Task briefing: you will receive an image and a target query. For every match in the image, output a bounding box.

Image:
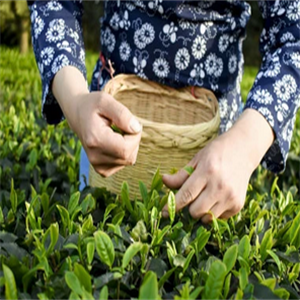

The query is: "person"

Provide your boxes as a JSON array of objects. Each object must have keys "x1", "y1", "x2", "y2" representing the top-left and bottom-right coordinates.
[{"x1": 28, "y1": 0, "x2": 300, "y2": 223}]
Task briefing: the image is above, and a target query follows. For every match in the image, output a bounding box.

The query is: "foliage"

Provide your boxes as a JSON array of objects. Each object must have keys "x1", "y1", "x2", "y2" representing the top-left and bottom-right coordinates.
[{"x1": 0, "y1": 47, "x2": 300, "y2": 299}]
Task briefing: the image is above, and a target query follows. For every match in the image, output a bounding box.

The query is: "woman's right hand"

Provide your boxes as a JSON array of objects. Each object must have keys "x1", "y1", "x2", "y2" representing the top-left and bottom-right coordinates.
[{"x1": 52, "y1": 66, "x2": 142, "y2": 177}]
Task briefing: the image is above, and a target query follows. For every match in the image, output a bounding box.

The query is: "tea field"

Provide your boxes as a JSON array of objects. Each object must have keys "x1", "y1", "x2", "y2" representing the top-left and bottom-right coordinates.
[{"x1": 0, "y1": 47, "x2": 300, "y2": 299}]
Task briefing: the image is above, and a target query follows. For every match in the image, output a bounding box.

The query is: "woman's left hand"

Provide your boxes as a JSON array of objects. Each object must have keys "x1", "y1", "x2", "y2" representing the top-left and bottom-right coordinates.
[{"x1": 162, "y1": 109, "x2": 275, "y2": 223}]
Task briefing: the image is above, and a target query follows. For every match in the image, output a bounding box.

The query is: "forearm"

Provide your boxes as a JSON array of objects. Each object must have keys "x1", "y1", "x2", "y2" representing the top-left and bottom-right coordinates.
[
  {"x1": 225, "y1": 108, "x2": 275, "y2": 171},
  {"x1": 52, "y1": 66, "x2": 89, "y2": 127}
]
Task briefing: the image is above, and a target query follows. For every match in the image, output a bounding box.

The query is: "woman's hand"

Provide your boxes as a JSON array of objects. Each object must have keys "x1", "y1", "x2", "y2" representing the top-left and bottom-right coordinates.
[
  {"x1": 52, "y1": 66, "x2": 142, "y2": 177},
  {"x1": 162, "y1": 109, "x2": 275, "y2": 223}
]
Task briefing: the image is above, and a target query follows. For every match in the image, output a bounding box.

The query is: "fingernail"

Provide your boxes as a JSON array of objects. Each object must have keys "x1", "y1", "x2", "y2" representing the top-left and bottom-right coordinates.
[
  {"x1": 162, "y1": 210, "x2": 169, "y2": 218},
  {"x1": 130, "y1": 117, "x2": 141, "y2": 133}
]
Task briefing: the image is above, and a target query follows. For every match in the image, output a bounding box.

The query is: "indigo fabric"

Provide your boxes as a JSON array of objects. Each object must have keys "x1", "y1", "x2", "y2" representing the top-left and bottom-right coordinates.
[{"x1": 29, "y1": 0, "x2": 300, "y2": 173}]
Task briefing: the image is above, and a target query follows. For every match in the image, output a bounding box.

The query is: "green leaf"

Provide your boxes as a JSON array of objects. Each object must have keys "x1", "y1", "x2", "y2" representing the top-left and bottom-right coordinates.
[
  {"x1": 239, "y1": 267, "x2": 248, "y2": 290},
  {"x1": 122, "y1": 242, "x2": 144, "y2": 269},
  {"x1": 94, "y1": 230, "x2": 115, "y2": 268},
  {"x1": 260, "y1": 228, "x2": 273, "y2": 261},
  {"x1": 112, "y1": 211, "x2": 125, "y2": 225},
  {"x1": 155, "y1": 225, "x2": 171, "y2": 245},
  {"x1": 151, "y1": 168, "x2": 163, "y2": 192},
  {"x1": 266, "y1": 250, "x2": 283, "y2": 274},
  {"x1": 102, "y1": 203, "x2": 117, "y2": 229},
  {"x1": 190, "y1": 286, "x2": 203, "y2": 300},
  {"x1": 273, "y1": 288, "x2": 290, "y2": 300},
  {"x1": 238, "y1": 235, "x2": 250, "y2": 262},
  {"x1": 81, "y1": 194, "x2": 96, "y2": 215},
  {"x1": 3, "y1": 264, "x2": 18, "y2": 300},
  {"x1": 173, "y1": 254, "x2": 186, "y2": 268},
  {"x1": 183, "y1": 249, "x2": 195, "y2": 274},
  {"x1": 0, "y1": 206, "x2": 4, "y2": 224},
  {"x1": 158, "y1": 267, "x2": 176, "y2": 289},
  {"x1": 223, "y1": 244, "x2": 238, "y2": 274},
  {"x1": 131, "y1": 220, "x2": 147, "y2": 242},
  {"x1": 10, "y1": 179, "x2": 17, "y2": 213},
  {"x1": 68, "y1": 192, "x2": 80, "y2": 217},
  {"x1": 69, "y1": 292, "x2": 79, "y2": 300},
  {"x1": 183, "y1": 165, "x2": 194, "y2": 176},
  {"x1": 139, "y1": 181, "x2": 149, "y2": 206},
  {"x1": 202, "y1": 260, "x2": 227, "y2": 300},
  {"x1": 223, "y1": 273, "x2": 232, "y2": 299},
  {"x1": 56, "y1": 205, "x2": 70, "y2": 232},
  {"x1": 87, "y1": 242, "x2": 95, "y2": 266},
  {"x1": 283, "y1": 209, "x2": 300, "y2": 246},
  {"x1": 261, "y1": 278, "x2": 276, "y2": 291},
  {"x1": 167, "y1": 191, "x2": 176, "y2": 224},
  {"x1": 38, "y1": 293, "x2": 49, "y2": 300},
  {"x1": 139, "y1": 271, "x2": 159, "y2": 300},
  {"x1": 65, "y1": 271, "x2": 83, "y2": 296},
  {"x1": 74, "y1": 263, "x2": 92, "y2": 293},
  {"x1": 99, "y1": 286, "x2": 108, "y2": 300},
  {"x1": 46, "y1": 222, "x2": 59, "y2": 256},
  {"x1": 121, "y1": 182, "x2": 133, "y2": 213}
]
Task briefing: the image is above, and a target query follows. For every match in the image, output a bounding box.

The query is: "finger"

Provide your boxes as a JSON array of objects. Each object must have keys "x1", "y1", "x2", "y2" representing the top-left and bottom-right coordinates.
[
  {"x1": 162, "y1": 170, "x2": 206, "y2": 215},
  {"x1": 98, "y1": 93, "x2": 142, "y2": 134},
  {"x1": 93, "y1": 164, "x2": 125, "y2": 178},
  {"x1": 201, "y1": 202, "x2": 225, "y2": 224},
  {"x1": 162, "y1": 161, "x2": 196, "y2": 190},
  {"x1": 188, "y1": 186, "x2": 217, "y2": 219},
  {"x1": 98, "y1": 126, "x2": 142, "y2": 160}
]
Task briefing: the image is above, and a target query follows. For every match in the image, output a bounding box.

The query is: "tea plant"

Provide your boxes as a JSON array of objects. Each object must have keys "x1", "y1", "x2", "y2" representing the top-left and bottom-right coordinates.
[{"x1": 0, "y1": 47, "x2": 299, "y2": 299}]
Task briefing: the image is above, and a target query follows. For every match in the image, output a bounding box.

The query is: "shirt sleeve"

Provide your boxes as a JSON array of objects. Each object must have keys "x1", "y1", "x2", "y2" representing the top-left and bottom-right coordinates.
[
  {"x1": 244, "y1": 0, "x2": 300, "y2": 173},
  {"x1": 28, "y1": 0, "x2": 87, "y2": 124}
]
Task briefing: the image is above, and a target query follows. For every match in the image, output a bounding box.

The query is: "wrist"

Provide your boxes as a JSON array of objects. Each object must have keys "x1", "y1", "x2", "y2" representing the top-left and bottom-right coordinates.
[
  {"x1": 226, "y1": 108, "x2": 275, "y2": 171},
  {"x1": 52, "y1": 66, "x2": 89, "y2": 130}
]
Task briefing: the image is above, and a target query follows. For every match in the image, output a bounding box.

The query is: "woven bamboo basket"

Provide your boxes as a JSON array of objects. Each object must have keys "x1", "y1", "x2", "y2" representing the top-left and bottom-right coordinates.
[{"x1": 89, "y1": 74, "x2": 220, "y2": 198}]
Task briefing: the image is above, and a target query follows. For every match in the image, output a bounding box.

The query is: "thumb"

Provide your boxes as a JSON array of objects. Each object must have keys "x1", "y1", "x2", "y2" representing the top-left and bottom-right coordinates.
[
  {"x1": 163, "y1": 168, "x2": 191, "y2": 190},
  {"x1": 98, "y1": 92, "x2": 142, "y2": 134}
]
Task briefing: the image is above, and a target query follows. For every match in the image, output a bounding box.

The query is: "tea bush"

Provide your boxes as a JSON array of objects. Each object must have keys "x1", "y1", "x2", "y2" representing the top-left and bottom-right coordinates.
[{"x1": 0, "y1": 47, "x2": 299, "y2": 299}]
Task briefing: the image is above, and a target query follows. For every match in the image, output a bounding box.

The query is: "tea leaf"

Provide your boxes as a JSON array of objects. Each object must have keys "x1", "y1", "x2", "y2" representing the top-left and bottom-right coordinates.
[
  {"x1": 81, "y1": 194, "x2": 96, "y2": 215},
  {"x1": 99, "y1": 286, "x2": 108, "y2": 300},
  {"x1": 223, "y1": 273, "x2": 232, "y2": 299},
  {"x1": 239, "y1": 267, "x2": 248, "y2": 290},
  {"x1": 261, "y1": 278, "x2": 276, "y2": 291},
  {"x1": 68, "y1": 191, "x2": 80, "y2": 217},
  {"x1": 202, "y1": 260, "x2": 227, "y2": 299},
  {"x1": 69, "y1": 292, "x2": 79, "y2": 300},
  {"x1": 87, "y1": 242, "x2": 95, "y2": 266},
  {"x1": 46, "y1": 222, "x2": 59, "y2": 256},
  {"x1": 151, "y1": 168, "x2": 163, "y2": 192},
  {"x1": 260, "y1": 228, "x2": 273, "y2": 261},
  {"x1": 139, "y1": 271, "x2": 159, "y2": 300},
  {"x1": 122, "y1": 242, "x2": 144, "y2": 269},
  {"x1": 168, "y1": 191, "x2": 176, "y2": 224},
  {"x1": 121, "y1": 182, "x2": 133, "y2": 213},
  {"x1": 183, "y1": 249, "x2": 195, "y2": 274},
  {"x1": 65, "y1": 271, "x2": 83, "y2": 296},
  {"x1": 238, "y1": 236, "x2": 250, "y2": 262},
  {"x1": 223, "y1": 244, "x2": 238, "y2": 274},
  {"x1": 184, "y1": 165, "x2": 194, "y2": 176},
  {"x1": 131, "y1": 220, "x2": 147, "y2": 242},
  {"x1": 94, "y1": 230, "x2": 115, "y2": 268},
  {"x1": 158, "y1": 267, "x2": 176, "y2": 289},
  {"x1": 102, "y1": 203, "x2": 117, "y2": 229},
  {"x1": 273, "y1": 288, "x2": 290, "y2": 300},
  {"x1": 74, "y1": 263, "x2": 92, "y2": 293},
  {"x1": 3, "y1": 264, "x2": 18, "y2": 300},
  {"x1": 173, "y1": 254, "x2": 186, "y2": 268},
  {"x1": 139, "y1": 181, "x2": 149, "y2": 206},
  {"x1": 190, "y1": 286, "x2": 203, "y2": 300},
  {"x1": 266, "y1": 250, "x2": 283, "y2": 274}
]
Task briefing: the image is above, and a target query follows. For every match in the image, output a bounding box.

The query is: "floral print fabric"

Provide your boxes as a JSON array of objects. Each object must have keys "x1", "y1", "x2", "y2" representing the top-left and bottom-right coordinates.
[{"x1": 28, "y1": 0, "x2": 300, "y2": 173}]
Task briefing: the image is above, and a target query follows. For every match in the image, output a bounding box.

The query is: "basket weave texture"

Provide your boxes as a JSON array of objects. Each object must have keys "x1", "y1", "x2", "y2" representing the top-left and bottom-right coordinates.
[{"x1": 89, "y1": 74, "x2": 220, "y2": 197}]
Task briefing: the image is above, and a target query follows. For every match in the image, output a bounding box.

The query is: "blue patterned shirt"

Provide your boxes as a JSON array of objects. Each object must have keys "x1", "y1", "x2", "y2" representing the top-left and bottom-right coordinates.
[{"x1": 28, "y1": 0, "x2": 300, "y2": 173}]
